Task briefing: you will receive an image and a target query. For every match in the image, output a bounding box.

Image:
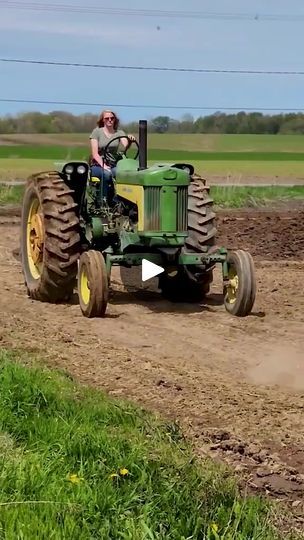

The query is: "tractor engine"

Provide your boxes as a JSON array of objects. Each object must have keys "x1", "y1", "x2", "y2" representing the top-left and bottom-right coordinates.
[{"x1": 111, "y1": 120, "x2": 195, "y2": 251}]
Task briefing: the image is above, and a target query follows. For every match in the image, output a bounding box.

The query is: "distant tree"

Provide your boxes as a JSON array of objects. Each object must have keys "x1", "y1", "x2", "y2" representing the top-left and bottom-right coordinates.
[
  {"x1": 151, "y1": 116, "x2": 170, "y2": 133},
  {"x1": 179, "y1": 113, "x2": 194, "y2": 133},
  {"x1": 279, "y1": 116, "x2": 304, "y2": 134},
  {"x1": 1, "y1": 110, "x2": 304, "y2": 135},
  {"x1": 167, "y1": 119, "x2": 180, "y2": 133},
  {"x1": 0, "y1": 115, "x2": 16, "y2": 133}
]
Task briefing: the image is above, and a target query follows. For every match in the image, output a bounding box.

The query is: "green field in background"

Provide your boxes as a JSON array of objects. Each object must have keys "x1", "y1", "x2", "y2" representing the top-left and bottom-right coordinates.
[
  {"x1": 2, "y1": 132, "x2": 304, "y2": 152},
  {"x1": 191, "y1": 160, "x2": 304, "y2": 178},
  {"x1": 2, "y1": 182, "x2": 303, "y2": 207},
  {"x1": 1, "y1": 158, "x2": 304, "y2": 180},
  {"x1": 2, "y1": 145, "x2": 304, "y2": 162},
  {"x1": 1, "y1": 131, "x2": 304, "y2": 179},
  {"x1": 0, "y1": 159, "x2": 56, "y2": 181}
]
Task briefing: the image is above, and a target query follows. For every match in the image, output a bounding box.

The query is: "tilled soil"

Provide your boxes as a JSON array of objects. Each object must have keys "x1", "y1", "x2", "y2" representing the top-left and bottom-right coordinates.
[
  {"x1": 0, "y1": 206, "x2": 304, "y2": 525},
  {"x1": 217, "y1": 207, "x2": 304, "y2": 260}
]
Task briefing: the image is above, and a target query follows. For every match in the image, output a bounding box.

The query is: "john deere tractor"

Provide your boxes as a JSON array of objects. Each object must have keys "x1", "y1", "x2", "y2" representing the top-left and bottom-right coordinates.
[{"x1": 20, "y1": 120, "x2": 256, "y2": 318}]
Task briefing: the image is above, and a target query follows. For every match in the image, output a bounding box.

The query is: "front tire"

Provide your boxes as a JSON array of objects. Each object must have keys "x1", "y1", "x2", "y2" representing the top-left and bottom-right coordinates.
[
  {"x1": 78, "y1": 250, "x2": 109, "y2": 317},
  {"x1": 223, "y1": 250, "x2": 256, "y2": 316}
]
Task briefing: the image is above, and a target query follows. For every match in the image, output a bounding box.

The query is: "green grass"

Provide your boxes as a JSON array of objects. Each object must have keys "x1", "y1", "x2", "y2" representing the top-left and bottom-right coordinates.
[
  {"x1": 2, "y1": 133, "x2": 304, "y2": 152},
  {"x1": 2, "y1": 140, "x2": 304, "y2": 180},
  {"x1": 0, "y1": 145, "x2": 89, "y2": 160},
  {"x1": 192, "y1": 160, "x2": 304, "y2": 178},
  {"x1": 0, "y1": 159, "x2": 56, "y2": 181},
  {"x1": 137, "y1": 133, "x2": 304, "y2": 153},
  {"x1": 0, "y1": 183, "x2": 303, "y2": 208},
  {"x1": 0, "y1": 349, "x2": 290, "y2": 539},
  {"x1": 210, "y1": 185, "x2": 304, "y2": 208},
  {"x1": 2, "y1": 145, "x2": 304, "y2": 162},
  {"x1": 0, "y1": 184, "x2": 25, "y2": 205},
  {"x1": 0, "y1": 157, "x2": 302, "y2": 181},
  {"x1": 149, "y1": 133, "x2": 304, "y2": 152}
]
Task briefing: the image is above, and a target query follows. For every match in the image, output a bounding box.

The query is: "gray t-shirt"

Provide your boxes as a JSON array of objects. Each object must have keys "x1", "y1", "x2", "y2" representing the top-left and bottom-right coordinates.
[{"x1": 90, "y1": 127, "x2": 126, "y2": 156}]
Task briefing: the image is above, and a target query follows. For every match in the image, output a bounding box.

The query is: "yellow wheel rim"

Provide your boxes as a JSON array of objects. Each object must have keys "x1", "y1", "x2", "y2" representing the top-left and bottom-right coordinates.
[
  {"x1": 226, "y1": 266, "x2": 239, "y2": 304},
  {"x1": 26, "y1": 198, "x2": 44, "y2": 279},
  {"x1": 80, "y1": 266, "x2": 90, "y2": 305}
]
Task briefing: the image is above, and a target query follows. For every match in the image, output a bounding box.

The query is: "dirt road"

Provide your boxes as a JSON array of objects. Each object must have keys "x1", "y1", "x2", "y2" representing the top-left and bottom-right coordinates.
[{"x1": 1, "y1": 206, "x2": 304, "y2": 513}]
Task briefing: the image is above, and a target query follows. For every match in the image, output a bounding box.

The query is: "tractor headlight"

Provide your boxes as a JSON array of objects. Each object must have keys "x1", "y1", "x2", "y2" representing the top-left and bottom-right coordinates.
[
  {"x1": 65, "y1": 165, "x2": 74, "y2": 174},
  {"x1": 77, "y1": 165, "x2": 86, "y2": 174}
]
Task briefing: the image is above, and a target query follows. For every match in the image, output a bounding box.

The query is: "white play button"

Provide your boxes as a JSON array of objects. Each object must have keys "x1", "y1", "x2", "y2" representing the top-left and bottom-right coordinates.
[{"x1": 142, "y1": 258, "x2": 164, "y2": 281}]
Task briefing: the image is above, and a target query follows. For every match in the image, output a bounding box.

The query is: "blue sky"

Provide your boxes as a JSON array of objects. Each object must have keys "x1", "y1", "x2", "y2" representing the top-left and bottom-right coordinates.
[{"x1": 1, "y1": 0, "x2": 304, "y2": 123}]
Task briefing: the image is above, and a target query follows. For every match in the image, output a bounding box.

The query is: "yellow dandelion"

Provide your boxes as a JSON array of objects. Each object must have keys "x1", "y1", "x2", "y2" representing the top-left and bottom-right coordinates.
[
  {"x1": 119, "y1": 468, "x2": 129, "y2": 476},
  {"x1": 67, "y1": 473, "x2": 83, "y2": 484},
  {"x1": 109, "y1": 473, "x2": 119, "y2": 479},
  {"x1": 211, "y1": 523, "x2": 218, "y2": 533}
]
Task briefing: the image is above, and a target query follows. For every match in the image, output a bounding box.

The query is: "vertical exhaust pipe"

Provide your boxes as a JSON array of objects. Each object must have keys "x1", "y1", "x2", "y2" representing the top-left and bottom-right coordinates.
[{"x1": 138, "y1": 119, "x2": 147, "y2": 170}]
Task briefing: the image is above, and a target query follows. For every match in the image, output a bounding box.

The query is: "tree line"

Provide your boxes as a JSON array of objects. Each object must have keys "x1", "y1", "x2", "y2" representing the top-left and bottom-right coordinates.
[{"x1": 1, "y1": 110, "x2": 304, "y2": 135}]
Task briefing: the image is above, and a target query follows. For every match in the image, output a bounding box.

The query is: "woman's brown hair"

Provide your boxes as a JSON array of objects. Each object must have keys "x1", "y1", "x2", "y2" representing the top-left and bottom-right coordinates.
[{"x1": 96, "y1": 110, "x2": 119, "y2": 130}]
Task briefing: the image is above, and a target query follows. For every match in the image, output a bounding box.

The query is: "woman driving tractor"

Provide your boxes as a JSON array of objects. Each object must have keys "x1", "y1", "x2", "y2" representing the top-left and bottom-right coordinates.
[{"x1": 89, "y1": 110, "x2": 135, "y2": 201}]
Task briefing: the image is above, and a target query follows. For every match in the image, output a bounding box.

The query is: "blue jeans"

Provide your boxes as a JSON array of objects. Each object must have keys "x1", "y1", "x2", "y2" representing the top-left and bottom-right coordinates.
[{"x1": 90, "y1": 165, "x2": 116, "y2": 201}]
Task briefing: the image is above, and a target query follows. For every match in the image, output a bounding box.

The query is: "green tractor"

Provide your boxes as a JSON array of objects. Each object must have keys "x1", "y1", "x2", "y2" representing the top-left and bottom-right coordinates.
[{"x1": 20, "y1": 120, "x2": 256, "y2": 318}]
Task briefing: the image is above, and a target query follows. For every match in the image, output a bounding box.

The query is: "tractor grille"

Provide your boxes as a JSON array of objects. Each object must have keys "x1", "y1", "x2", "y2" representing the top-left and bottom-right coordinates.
[
  {"x1": 176, "y1": 186, "x2": 188, "y2": 231},
  {"x1": 144, "y1": 185, "x2": 188, "y2": 231},
  {"x1": 144, "y1": 187, "x2": 161, "y2": 230}
]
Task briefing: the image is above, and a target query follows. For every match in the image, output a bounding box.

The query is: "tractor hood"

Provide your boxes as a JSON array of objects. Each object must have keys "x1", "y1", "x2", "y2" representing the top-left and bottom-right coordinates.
[{"x1": 116, "y1": 159, "x2": 192, "y2": 187}]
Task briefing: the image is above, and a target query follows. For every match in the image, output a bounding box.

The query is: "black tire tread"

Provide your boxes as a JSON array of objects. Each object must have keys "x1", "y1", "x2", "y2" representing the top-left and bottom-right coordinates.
[
  {"x1": 21, "y1": 170, "x2": 81, "y2": 302},
  {"x1": 224, "y1": 249, "x2": 256, "y2": 316},
  {"x1": 185, "y1": 178, "x2": 217, "y2": 254}
]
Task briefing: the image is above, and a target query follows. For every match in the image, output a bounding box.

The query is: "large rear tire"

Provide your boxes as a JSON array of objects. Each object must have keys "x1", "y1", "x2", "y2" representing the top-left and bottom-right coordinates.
[
  {"x1": 20, "y1": 171, "x2": 81, "y2": 302},
  {"x1": 159, "y1": 176, "x2": 217, "y2": 302}
]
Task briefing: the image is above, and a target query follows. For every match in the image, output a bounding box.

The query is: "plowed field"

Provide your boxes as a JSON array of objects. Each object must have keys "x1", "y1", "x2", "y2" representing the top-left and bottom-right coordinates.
[{"x1": 1, "y1": 205, "x2": 304, "y2": 518}]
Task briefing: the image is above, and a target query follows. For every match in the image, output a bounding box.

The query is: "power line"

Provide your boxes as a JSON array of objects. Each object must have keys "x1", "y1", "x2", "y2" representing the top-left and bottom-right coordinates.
[
  {"x1": 1, "y1": 58, "x2": 304, "y2": 76},
  {"x1": 1, "y1": 1, "x2": 304, "y2": 22},
  {"x1": 0, "y1": 98, "x2": 302, "y2": 112}
]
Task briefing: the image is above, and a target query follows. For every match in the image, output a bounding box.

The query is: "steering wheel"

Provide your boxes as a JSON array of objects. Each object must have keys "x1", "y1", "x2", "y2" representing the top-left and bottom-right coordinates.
[{"x1": 102, "y1": 135, "x2": 139, "y2": 167}]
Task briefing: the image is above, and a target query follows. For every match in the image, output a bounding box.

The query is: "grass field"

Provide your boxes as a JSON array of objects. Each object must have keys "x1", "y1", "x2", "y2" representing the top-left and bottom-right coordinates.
[
  {"x1": 0, "y1": 348, "x2": 289, "y2": 539},
  {"x1": 2, "y1": 133, "x2": 304, "y2": 152},
  {"x1": 210, "y1": 185, "x2": 304, "y2": 207},
  {"x1": 0, "y1": 184, "x2": 24, "y2": 205},
  {"x1": 1, "y1": 133, "x2": 304, "y2": 180},
  {"x1": 2, "y1": 145, "x2": 304, "y2": 162},
  {"x1": 0, "y1": 159, "x2": 56, "y2": 181},
  {"x1": 191, "y1": 160, "x2": 304, "y2": 180},
  {"x1": 1, "y1": 182, "x2": 303, "y2": 208},
  {"x1": 1, "y1": 158, "x2": 304, "y2": 182}
]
